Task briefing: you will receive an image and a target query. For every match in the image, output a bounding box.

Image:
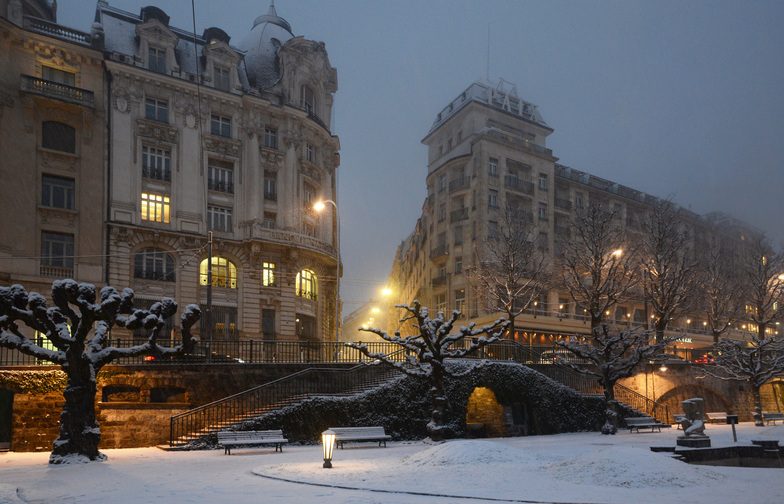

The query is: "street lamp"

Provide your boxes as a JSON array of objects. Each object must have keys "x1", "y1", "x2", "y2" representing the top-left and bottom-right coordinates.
[
  {"x1": 322, "y1": 429, "x2": 336, "y2": 468},
  {"x1": 314, "y1": 199, "x2": 340, "y2": 343}
]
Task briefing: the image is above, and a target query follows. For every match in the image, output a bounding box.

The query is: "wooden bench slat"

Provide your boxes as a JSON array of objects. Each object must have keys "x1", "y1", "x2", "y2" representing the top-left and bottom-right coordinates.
[
  {"x1": 328, "y1": 426, "x2": 391, "y2": 448},
  {"x1": 217, "y1": 430, "x2": 288, "y2": 454}
]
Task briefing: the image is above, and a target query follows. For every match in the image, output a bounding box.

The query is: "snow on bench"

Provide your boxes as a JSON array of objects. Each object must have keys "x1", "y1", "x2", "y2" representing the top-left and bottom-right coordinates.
[
  {"x1": 705, "y1": 412, "x2": 727, "y2": 423},
  {"x1": 217, "y1": 429, "x2": 288, "y2": 455},
  {"x1": 329, "y1": 426, "x2": 391, "y2": 448},
  {"x1": 762, "y1": 412, "x2": 784, "y2": 425},
  {"x1": 624, "y1": 416, "x2": 669, "y2": 433}
]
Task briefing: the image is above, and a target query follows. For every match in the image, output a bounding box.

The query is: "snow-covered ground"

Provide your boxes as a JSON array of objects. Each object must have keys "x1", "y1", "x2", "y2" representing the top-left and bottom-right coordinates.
[{"x1": 2, "y1": 423, "x2": 783, "y2": 504}]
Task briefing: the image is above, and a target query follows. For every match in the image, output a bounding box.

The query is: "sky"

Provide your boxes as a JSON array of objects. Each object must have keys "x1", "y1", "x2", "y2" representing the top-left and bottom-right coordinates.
[
  {"x1": 58, "y1": 0, "x2": 784, "y2": 315},
  {"x1": 3, "y1": 423, "x2": 784, "y2": 503}
]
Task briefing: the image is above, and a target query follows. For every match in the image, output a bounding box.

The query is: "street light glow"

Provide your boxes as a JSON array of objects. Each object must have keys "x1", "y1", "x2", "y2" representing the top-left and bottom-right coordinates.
[
  {"x1": 313, "y1": 201, "x2": 326, "y2": 211},
  {"x1": 382, "y1": 288, "x2": 392, "y2": 296}
]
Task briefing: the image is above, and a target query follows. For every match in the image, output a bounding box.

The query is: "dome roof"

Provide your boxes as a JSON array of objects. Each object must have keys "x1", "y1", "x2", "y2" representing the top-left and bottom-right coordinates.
[{"x1": 238, "y1": 2, "x2": 294, "y2": 90}]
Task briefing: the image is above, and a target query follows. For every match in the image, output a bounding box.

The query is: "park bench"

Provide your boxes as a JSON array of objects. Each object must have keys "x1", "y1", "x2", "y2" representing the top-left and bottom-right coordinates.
[
  {"x1": 706, "y1": 412, "x2": 727, "y2": 423},
  {"x1": 329, "y1": 426, "x2": 391, "y2": 448},
  {"x1": 624, "y1": 416, "x2": 669, "y2": 433},
  {"x1": 217, "y1": 429, "x2": 288, "y2": 455},
  {"x1": 762, "y1": 412, "x2": 784, "y2": 425}
]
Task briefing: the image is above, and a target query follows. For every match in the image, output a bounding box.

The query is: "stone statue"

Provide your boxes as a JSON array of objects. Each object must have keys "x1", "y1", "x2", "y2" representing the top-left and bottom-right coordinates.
[{"x1": 677, "y1": 397, "x2": 710, "y2": 447}]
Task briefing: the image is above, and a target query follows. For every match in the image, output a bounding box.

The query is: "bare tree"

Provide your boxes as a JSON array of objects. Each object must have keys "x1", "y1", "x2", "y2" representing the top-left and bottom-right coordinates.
[
  {"x1": 739, "y1": 236, "x2": 784, "y2": 340},
  {"x1": 640, "y1": 199, "x2": 700, "y2": 342},
  {"x1": 0, "y1": 280, "x2": 200, "y2": 463},
  {"x1": 698, "y1": 230, "x2": 744, "y2": 345},
  {"x1": 702, "y1": 336, "x2": 784, "y2": 426},
  {"x1": 556, "y1": 324, "x2": 672, "y2": 434},
  {"x1": 466, "y1": 207, "x2": 551, "y2": 340},
  {"x1": 346, "y1": 301, "x2": 509, "y2": 441},
  {"x1": 557, "y1": 200, "x2": 639, "y2": 335}
]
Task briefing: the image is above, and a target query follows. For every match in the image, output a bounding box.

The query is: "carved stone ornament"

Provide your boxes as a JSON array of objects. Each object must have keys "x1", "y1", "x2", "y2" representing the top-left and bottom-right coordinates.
[
  {"x1": 260, "y1": 147, "x2": 284, "y2": 165},
  {"x1": 299, "y1": 163, "x2": 324, "y2": 184},
  {"x1": 137, "y1": 119, "x2": 178, "y2": 143},
  {"x1": 204, "y1": 136, "x2": 240, "y2": 157},
  {"x1": 39, "y1": 208, "x2": 76, "y2": 227},
  {"x1": 41, "y1": 151, "x2": 77, "y2": 172},
  {"x1": 112, "y1": 226, "x2": 135, "y2": 246}
]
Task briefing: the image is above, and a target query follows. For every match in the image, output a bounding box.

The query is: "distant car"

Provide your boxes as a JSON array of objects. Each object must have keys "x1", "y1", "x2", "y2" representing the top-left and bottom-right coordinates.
[
  {"x1": 693, "y1": 355, "x2": 715, "y2": 364},
  {"x1": 538, "y1": 348, "x2": 576, "y2": 364}
]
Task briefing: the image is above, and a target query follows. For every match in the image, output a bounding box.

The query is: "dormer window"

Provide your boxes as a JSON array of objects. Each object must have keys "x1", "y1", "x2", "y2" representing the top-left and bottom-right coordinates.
[
  {"x1": 214, "y1": 66, "x2": 230, "y2": 92},
  {"x1": 148, "y1": 47, "x2": 166, "y2": 73},
  {"x1": 301, "y1": 85, "x2": 316, "y2": 115}
]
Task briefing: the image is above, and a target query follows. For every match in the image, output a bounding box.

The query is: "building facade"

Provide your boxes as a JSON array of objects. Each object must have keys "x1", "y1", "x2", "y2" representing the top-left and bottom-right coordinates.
[
  {"x1": 0, "y1": 1, "x2": 342, "y2": 344},
  {"x1": 386, "y1": 78, "x2": 765, "y2": 353}
]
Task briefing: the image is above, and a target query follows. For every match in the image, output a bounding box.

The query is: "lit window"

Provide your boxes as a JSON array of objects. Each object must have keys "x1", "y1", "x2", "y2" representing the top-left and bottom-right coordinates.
[
  {"x1": 436, "y1": 293, "x2": 447, "y2": 313},
  {"x1": 488, "y1": 158, "x2": 498, "y2": 177},
  {"x1": 141, "y1": 192, "x2": 170, "y2": 223},
  {"x1": 42, "y1": 66, "x2": 75, "y2": 86},
  {"x1": 455, "y1": 289, "x2": 466, "y2": 315},
  {"x1": 148, "y1": 47, "x2": 166, "y2": 73},
  {"x1": 199, "y1": 256, "x2": 237, "y2": 289},
  {"x1": 134, "y1": 248, "x2": 175, "y2": 281},
  {"x1": 42, "y1": 121, "x2": 75, "y2": 153},
  {"x1": 296, "y1": 269, "x2": 318, "y2": 300},
  {"x1": 214, "y1": 66, "x2": 230, "y2": 92},
  {"x1": 264, "y1": 127, "x2": 277, "y2": 149},
  {"x1": 262, "y1": 262, "x2": 276, "y2": 287},
  {"x1": 208, "y1": 160, "x2": 233, "y2": 193},
  {"x1": 142, "y1": 146, "x2": 171, "y2": 181},
  {"x1": 210, "y1": 114, "x2": 231, "y2": 138},
  {"x1": 207, "y1": 205, "x2": 232, "y2": 232},
  {"x1": 145, "y1": 98, "x2": 168, "y2": 123},
  {"x1": 42, "y1": 175, "x2": 75, "y2": 210}
]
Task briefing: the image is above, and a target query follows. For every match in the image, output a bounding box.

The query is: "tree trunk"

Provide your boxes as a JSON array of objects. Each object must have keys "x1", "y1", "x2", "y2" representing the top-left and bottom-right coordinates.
[
  {"x1": 752, "y1": 385, "x2": 764, "y2": 427},
  {"x1": 601, "y1": 378, "x2": 618, "y2": 435},
  {"x1": 655, "y1": 319, "x2": 667, "y2": 343},
  {"x1": 712, "y1": 330, "x2": 721, "y2": 347},
  {"x1": 49, "y1": 367, "x2": 104, "y2": 464},
  {"x1": 427, "y1": 366, "x2": 448, "y2": 442},
  {"x1": 507, "y1": 313, "x2": 516, "y2": 342}
]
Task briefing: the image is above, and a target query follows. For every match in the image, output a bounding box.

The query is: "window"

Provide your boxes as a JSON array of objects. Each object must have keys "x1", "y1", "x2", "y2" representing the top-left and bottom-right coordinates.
[
  {"x1": 201, "y1": 305, "x2": 238, "y2": 339},
  {"x1": 454, "y1": 225, "x2": 463, "y2": 245},
  {"x1": 438, "y1": 204, "x2": 446, "y2": 222},
  {"x1": 538, "y1": 202, "x2": 548, "y2": 221},
  {"x1": 305, "y1": 142, "x2": 315, "y2": 163},
  {"x1": 264, "y1": 127, "x2": 277, "y2": 149},
  {"x1": 42, "y1": 66, "x2": 75, "y2": 86},
  {"x1": 303, "y1": 183, "x2": 316, "y2": 207},
  {"x1": 210, "y1": 114, "x2": 231, "y2": 138},
  {"x1": 296, "y1": 269, "x2": 318, "y2": 300},
  {"x1": 489, "y1": 189, "x2": 499, "y2": 208},
  {"x1": 133, "y1": 248, "x2": 175, "y2": 281},
  {"x1": 199, "y1": 256, "x2": 237, "y2": 288},
  {"x1": 436, "y1": 293, "x2": 447, "y2": 314},
  {"x1": 539, "y1": 173, "x2": 548, "y2": 191},
  {"x1": 296, "y1": 313, "x2": 317, "y2": 341},
  {"x1": 42, "y1": 175, "x2": 75, "y2": 210},
  {"x1": 208, "y1": 160, "x2": 233, "y2": 193},
  {"x1": 140, "y1": 192, "x2": 170, "y2": 223},
  {"x1": 145, "y1": 98, "x2": 168, "y2": 123},
  {"x1": 263, "y1": 212, "x2": 276, "y2": 229},
  {"x1": 142, "y1": 146, "x2": 171, "y2": 181},
  {"x1": 41, "y1": 231, "x2": 73, "y2": 270},
  {"x1": 148, "y1": 47, "x2": 166, "y2": 73},
  {"x1": 538, "y1": 231, "x2": 549, "y2": 250},
  {"x1": 262, "y1": 309, "x2": 276, "y2": 341},
  {"x1": 455, "y1": 256, "x2": 463, "y2": 274},
  {"x1": 439, "y1": 174, "x2": 447, "y2": 192},
  {"x1": 575, "y1": 192, "x2": 584, "y2": 209},
  {"x1": 214, "y1": 66, "x2": 230, "y2": 92},
  {"x1": 42, "y1": 121, "x2": 75, "y2": 153},
  {"x1": 488, "y1": 158, "x2": 498, "y2": 177},
  {"x1": 262, "y1": 262, "x2": 277, "y2": 287},
  {"x1": 455, "y1": 289, "x2": 466, "y2": 315},
  {"x1": 300, "y1": 85, "x2": 316, "y2": 114},
  {"x1": 208, "y1": 205, "x2": 232, "y2": 232},
  {"x1": 264, "y1": 171, "x2": 277, "y2": 200},
  {"x1": 488, "y1": 220, "x2": 498, "y2": 240}
]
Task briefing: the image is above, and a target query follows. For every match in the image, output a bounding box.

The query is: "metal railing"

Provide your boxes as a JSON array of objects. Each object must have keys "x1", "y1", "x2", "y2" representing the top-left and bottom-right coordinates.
[
  {"x1": 20, "y1": 74, "x2": 95, "y2": 108},
  {"x1": 23, "y1": 17, "x2": 92, "y2": 45}
]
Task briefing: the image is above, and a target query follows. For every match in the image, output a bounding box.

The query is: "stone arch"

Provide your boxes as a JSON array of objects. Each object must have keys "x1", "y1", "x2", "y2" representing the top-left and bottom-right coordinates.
[
  {"x1": 657, "y1": 384, "x2": 730, "y2": 417},
  {"x1": 101, "y1": 384, "x2": 141, "y2": 403},
  {"x1": 465, "y1": 386, "x2": 507, "y2": 438},
  {"x1": 149, "y1": 386, "x2": 188, "y2": 403}
]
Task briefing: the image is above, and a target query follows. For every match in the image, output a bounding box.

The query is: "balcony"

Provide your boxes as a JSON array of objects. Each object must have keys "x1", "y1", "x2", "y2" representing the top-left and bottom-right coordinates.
[
  {"x1": 450, "y1": 207, "x2": 469, "y2": 222},
  {"x1": 20, "y1": 74, "x2": 94, "y2": 108},
  {"x1": 40, "y1": 265, "x2": 73, "y2": 278},
  {"x1": 142, "y1": 166, "x2": 171, "y2": 182},
  {"x1": 431, "y1": 275, "x2": 447, "y2": 287},
  {"x1": 23, "y1": 17, "x2": 91, "y2": 46},
  {"x1": 555, "y1": 197, "x2": 572, "y2": 211},
  {"x1": 208, "y1": 179, "x2": 234, "y2": 194},
  {"x1": 504, "y1": 175, "x2": 534, "y2": 195},
  {"x1": 430, "y1": 244, "x2": 449, "y2": 260},
  {"x1": 449, "y1": 176, "x2": 471, "y2": 193}
]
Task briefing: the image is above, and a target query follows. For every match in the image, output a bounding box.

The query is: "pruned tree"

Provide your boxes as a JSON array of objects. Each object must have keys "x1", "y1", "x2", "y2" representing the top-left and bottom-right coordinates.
[
  {"x1": 556, "y1": 324, "x2": 673, "y2": 434},
  {"x1": 698, "y1": 229, "x2": 744, "y2": 345},
  {"x1": 0, "y1": 280, "x2": 200, "y2": 463},
  {"x1": 702, "y1": 336, "x2": 784, "y2": 426},
  {"x1": 640, "y1": 199, "x2": 700, "y2": 342},
  {"x1": 346, "y1": 300, "x2": 509, "y2": 441},
  {"x1": 738, "y1": 236, "x2": 784, "y2": 340},
  {"x1": 557, "y1": 200, "x2": 639, "y2": 335},
  {"x1": 466, "y1": 207, "x2": 551, "y2": 340}
]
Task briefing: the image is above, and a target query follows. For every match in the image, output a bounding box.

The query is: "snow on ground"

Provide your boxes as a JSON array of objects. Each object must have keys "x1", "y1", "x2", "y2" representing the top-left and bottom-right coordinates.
[{"x1": 1, "y1": 423, "x2": 783, "y2": 504}]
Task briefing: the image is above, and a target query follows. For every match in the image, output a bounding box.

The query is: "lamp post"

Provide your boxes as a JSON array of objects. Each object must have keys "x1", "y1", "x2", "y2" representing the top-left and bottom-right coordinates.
[
  {"x1": 321, "y1": 429, "x2": 336, "y2": 468},
  {"x1": 314, "y1": 200, "x2": 340, "y2": 343}
]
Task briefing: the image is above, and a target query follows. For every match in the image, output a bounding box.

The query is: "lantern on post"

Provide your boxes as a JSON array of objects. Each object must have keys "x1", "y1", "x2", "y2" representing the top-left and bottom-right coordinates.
[{"x1": 322, "y1": 429, "x2": 336, "y2": 468}]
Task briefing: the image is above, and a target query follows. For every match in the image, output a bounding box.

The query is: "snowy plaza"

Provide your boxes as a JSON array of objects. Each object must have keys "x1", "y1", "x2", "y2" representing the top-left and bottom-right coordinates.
[{"x1": 2, "y1": 422, "x2": 782, "y2": 504}]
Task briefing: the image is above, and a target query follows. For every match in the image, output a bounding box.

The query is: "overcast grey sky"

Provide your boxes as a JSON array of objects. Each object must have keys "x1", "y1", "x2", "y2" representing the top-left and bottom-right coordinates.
[{"x1": 61, "y1": 0, "x2": 784, "y2": 313}]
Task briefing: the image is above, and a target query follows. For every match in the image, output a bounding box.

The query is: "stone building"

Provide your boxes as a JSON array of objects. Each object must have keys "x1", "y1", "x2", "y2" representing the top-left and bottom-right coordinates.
[
  {"x1": 0, "y1": 0, "x2": 106, "y2": 299},
  {"x1": 386, "y1": 78, "x2": 765, "y2": 353}
]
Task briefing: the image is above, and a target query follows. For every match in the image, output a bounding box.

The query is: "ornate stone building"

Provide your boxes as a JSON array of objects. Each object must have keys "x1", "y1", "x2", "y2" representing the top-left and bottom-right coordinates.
[
  {"x1": 0, "y1": 0, "x2": 106, "y2": 297},
  {"x1": 100, "y1": 2, "x2": 340, "y2": 343},
  {"x1": 386, "y1": 78, "x2": 764, "y2": 353}
]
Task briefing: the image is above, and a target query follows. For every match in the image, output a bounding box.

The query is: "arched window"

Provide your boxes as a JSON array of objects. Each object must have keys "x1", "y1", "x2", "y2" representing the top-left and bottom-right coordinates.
[
  {"x1": 296, "y1": 269, "x2": 317, "y2": 300},
  {"x1": 133, "y1": 248, "x2": 176, "y2": 281},
  {"x1": 300, "y1": 85, "x2": 316, "y2": 115},
  {"x1": 200, "y1": 256, "x2": 237, "y2": 289},
  {"x1": 42, "y1": 121, "x2": 75, "y2": 153}
]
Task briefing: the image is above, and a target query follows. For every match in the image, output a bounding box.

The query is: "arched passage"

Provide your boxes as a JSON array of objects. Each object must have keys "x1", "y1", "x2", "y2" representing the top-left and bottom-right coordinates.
[
  {"x1": 465, "y1": 387, "x2": 507, "y2": 438},
  {"x1": 0, "y1": 389, "x2": 12, "y2": 450},
  {"x1": 657, "y1": 384, "x2": 730, "y2": 418}
]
